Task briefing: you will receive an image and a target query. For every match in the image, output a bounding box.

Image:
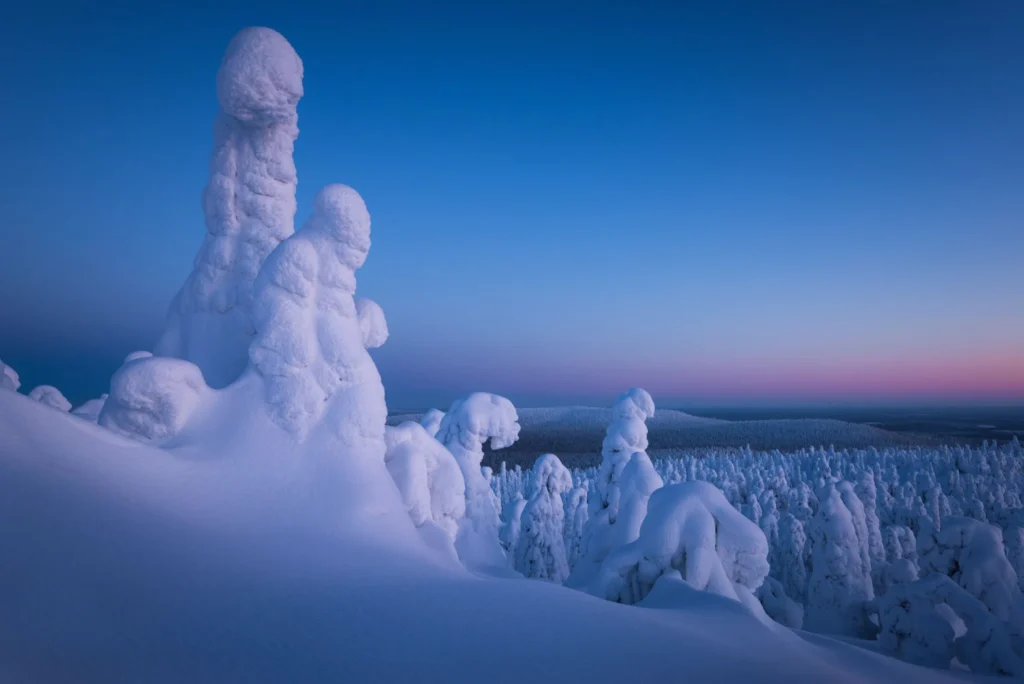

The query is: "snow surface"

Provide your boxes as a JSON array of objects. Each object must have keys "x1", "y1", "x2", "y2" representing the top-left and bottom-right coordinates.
[{"x1": 0, "y1": 390, "x2": 985, "y2": 683}]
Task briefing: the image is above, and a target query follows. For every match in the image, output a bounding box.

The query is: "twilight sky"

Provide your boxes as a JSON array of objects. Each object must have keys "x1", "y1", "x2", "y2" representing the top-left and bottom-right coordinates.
[{"x1": 1, "y1": 1, "x2": 1022, "y2": 409}]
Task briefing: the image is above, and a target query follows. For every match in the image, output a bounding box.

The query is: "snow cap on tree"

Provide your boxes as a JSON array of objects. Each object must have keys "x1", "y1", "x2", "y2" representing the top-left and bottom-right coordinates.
[
  {"x1": 419, "y1": 409, "x2": 445, "y2": 438},
  {"x1": 0, "y1": 358, "x2": 21, "y2": 392},
  {"x1": 28, "y1": 386, "x2": 71, "y2": 412}
]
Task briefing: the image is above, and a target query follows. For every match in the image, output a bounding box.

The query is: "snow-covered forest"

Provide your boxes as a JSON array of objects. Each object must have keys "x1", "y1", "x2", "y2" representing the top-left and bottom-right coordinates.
[{"x1": 0, "y1": 26, "x2": 1020, "y2": 683}]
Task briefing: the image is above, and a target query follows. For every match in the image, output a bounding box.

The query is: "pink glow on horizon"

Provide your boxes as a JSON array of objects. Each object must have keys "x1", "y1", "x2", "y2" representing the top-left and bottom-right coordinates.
[{"x1": 418, "y1": 351, "x2": 1024, "y2": 403}]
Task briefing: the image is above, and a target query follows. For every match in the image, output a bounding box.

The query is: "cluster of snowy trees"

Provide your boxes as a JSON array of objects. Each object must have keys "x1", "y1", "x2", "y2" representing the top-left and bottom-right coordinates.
[
  {"x1": 492, "y1": 428, "x2": 1024, "y2": 676},
  {"x1": 5, "y1": 25, "x2": 1024, "y2": 679}
]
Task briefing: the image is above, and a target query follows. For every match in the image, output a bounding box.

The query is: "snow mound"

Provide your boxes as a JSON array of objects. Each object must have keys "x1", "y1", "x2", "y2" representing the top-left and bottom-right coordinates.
[
  {"x1": 28, "y1": 385, "x2": 71, "y2": 412},
  {"x1": 99, "y1": 357, "x2": 209, "y2": 443}
]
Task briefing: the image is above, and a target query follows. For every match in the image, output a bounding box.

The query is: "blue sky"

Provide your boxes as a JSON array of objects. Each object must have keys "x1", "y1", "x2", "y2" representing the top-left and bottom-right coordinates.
[{"x1": 1, "y1": 1, "x2": 1022, "y2": 408}]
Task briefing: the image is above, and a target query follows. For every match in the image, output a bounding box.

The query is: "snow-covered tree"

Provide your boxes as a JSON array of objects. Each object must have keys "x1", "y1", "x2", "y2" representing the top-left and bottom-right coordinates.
[
  {"x1": 249, "y1": 184, "x2": 381, "y2": 443},
  {"x1": 99, "y1": 357, "x2": 209, "y2": 443},
  {"x1": 804, "y1": 484, "x2": 875, "y2": 637},
  {"x1": 157, "y1": 27, "x2": 304, "y2": 388},
  {"x1": 435, "y1": 392, "x2": 520, "y2": 569},
  {"x1": 590, "y1": 481, "x2": 769, "y2": 606},
  {"x1": 515, "y1": 454, "x2": 573, "y2": 582},
  {"x1": 419, "y1": 409, "x2": 445, "y2": 438},
  {"x1": 918, "y1": 516, "x2": 1021, "y2": 621},
  {"x1": 564, "y1": 484, "x2": 589, "y2": 569},
  {"x1": 28, "y1": 386, "x2": 71, "y2": 412},
  {"x1": 72, "y1": 394, "x2": 108, "y2": 423},
  {"x1": 757, "y1": 576, "x2": 804, "y2": 629},
  {"x1": 383, "y1": 421, "x2": 466, "y2": 542},
  {"x1": 569, "y1": 388, "x2": 655, "y2": 588},
  {"x1": 499, "y1": 493, "x2": 526, "y2": 555},
  {"x1": 0, "y1": 358, "x2": 20, "y2": 391}
]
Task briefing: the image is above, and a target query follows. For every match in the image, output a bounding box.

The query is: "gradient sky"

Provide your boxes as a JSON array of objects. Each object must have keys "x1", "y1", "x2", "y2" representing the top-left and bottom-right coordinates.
[{"x1": 1, "y1": 0, "x2": 1022, "y2": 409}]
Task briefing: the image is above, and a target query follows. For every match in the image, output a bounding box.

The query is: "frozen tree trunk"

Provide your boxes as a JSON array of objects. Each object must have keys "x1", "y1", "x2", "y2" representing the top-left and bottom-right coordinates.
[{"x1": 157, "y1": 27, "x2": 304, "y2": 388}]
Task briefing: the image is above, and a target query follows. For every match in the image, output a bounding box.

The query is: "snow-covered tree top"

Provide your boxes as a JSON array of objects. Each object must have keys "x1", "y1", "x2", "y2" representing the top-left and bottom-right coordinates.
[
  {"x1": 611, "y1": 388, "x2": 655, "y2": 423},
  {"x1": 0, "y1": 358, "x2": 20, "y2": 392},
  {"x1": 436, "y1": 393, "x2": 521, "y2": 452},
  {"x1": 531, "y1": 454, "x2": 573, "y2": 497},
  {"x1": 28, "y1": 385, "x2": 71, "y2": 412},
  {"x1": 217, "y1": 27, "x2": 303, "y2": 125}
]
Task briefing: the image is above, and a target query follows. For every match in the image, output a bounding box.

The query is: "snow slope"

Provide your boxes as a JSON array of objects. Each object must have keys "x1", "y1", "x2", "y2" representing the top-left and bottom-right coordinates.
[{"x1": 0, "y1": 390, "x2": 982, "y2": 683}]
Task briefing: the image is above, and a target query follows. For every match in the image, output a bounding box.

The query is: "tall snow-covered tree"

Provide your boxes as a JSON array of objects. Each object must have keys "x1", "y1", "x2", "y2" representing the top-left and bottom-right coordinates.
[
  {"x1": 568, "y1": 388, "x2": 655, "y2": 588},
  {"x1": 435, "y1": 392, "x2": 520, "y2": 569},
  {"x1": 157, "y1": 27, "x2": 304, "y2": 388},
  {"x1": 515, "y1": 454, "x2": 573, "y2": 582}
]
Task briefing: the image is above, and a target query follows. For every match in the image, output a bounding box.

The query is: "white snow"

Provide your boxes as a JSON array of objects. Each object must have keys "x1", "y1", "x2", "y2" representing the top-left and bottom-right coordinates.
[
  {"x1": 156, "y1": 27, "x2": 303, "y2": 389},
  {"x1": 435, "y1": 392, "x2": 520, "y2": 571},
  {"x1": 356, "y1": 297, "x2": 389, "y2": 349},
  {"x1": 28, "y1": 385, "x2": 71, "y2": 412},
  {"x1": 71, "y1": 394, "x2": 108, "y2": 422},
  {"x1": 0, "y1": 358, "x2": 21, "y2": 392},
  {"x1": 99, "y1": 356, "x2": 209, "y2": 444},
  {"x1": 2, "y1": 23, "x2": 1017, "y2": 683},
  {"x1": 249, "y1": 184, "x2": 379, "y2": 442}
]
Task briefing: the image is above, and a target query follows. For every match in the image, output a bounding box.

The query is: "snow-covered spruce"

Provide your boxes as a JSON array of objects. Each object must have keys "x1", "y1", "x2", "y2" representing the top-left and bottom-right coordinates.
[
  {"x1": 72, "y1": 394, "x2": 108, "y2": 423},
  {"x1": 869, "y1": 572, "x2": 1024, "y2": 676},
  {"x1": 568, "y1": 388, "x2": 655, "y2": 588},
  {"x1": 156, "y1": 27, "x2": 303, "y2": 388},
  {"x1": 589, "y1": 481, "x2": 769, "y2": 606},
  {"x1": 419, "y1": 409, "x2": 445, "y2": 438},
  {"x1": 803, "y1": 484, "x2": 875, "y2": 638},
  {"x1": 499, "y1": 493, "x2": 526, "y2": 555},
  {"x1": 249, "y1": 184, "x2": 380, "y2": 443},
  {"x1": 99, "y1": 357, "x2": 209, "y2": 443},
  {"x1": 918, "y1": 516, "x2": 1022, "y2": 621},
  {"x1": 28, "y1": 386, "x2": 71, "y2": 412},
  {"x1": 514, "y1": 454, "x2": 573, "y2": 582},
  {"x1": 435, "y1": 393, "x2": 520, "y2": 569},
  {"x1": 383, "y1": 421, "x2": 466, "y2": 542},
  {"x1": 0, "y1": 358, "x2": 21, "y2": 391}
]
